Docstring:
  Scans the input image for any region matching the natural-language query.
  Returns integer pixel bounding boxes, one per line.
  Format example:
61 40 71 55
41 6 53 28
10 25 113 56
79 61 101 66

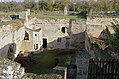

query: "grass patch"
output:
24 49 76 74
30 14 79 19
0 22 9 26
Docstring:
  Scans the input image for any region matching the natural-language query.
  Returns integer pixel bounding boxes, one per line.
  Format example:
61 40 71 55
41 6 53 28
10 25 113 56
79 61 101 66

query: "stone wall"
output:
0 57 62 79
27 17 119 49
76 49 89 79
28 18 87 49
26 17 119 51
0 57 25 79
22 73 62 79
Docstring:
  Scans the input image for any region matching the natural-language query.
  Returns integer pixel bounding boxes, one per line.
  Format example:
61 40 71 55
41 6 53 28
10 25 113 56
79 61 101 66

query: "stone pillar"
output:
76 49 89 79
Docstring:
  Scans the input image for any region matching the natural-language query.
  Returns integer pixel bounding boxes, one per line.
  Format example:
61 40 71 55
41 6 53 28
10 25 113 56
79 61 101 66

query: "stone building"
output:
27 16 119 50
28 18 88 49
20 25 42 53
0 20 25 59
0 19 42 59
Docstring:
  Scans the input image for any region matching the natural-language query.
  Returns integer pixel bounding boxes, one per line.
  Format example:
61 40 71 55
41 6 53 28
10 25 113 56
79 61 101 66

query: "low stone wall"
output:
22 73 62 79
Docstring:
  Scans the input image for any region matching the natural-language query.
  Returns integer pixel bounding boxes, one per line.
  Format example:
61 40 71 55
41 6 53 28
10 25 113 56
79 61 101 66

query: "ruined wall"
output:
0 57 24 79
0 57 62 79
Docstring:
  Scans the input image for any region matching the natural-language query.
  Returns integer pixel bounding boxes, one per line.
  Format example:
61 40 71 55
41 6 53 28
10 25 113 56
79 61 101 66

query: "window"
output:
80 41 85 44
61 27 65 33
35 34 37 36
34 44 38 50
24 31 29 40
57 37 61 43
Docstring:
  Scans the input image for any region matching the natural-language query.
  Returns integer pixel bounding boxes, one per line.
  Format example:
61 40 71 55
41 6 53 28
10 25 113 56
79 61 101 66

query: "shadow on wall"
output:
0 43 16 60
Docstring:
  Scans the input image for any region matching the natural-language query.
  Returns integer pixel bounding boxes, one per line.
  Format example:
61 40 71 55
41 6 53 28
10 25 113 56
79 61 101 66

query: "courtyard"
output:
15 49 76 75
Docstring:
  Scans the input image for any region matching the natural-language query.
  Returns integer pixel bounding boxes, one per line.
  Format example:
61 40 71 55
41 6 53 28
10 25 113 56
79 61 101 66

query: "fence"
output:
88 59 119 79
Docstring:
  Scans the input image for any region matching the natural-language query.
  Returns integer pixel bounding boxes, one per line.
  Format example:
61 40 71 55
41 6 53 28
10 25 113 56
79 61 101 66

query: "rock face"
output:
0 57 25 79
27 17 118 49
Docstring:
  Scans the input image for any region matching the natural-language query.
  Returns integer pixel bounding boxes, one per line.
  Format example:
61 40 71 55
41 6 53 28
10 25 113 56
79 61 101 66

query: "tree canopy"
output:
0 0 118 13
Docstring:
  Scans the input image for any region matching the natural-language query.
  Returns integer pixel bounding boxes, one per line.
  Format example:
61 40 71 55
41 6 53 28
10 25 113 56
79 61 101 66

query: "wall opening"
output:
57 37 61 43
34 44 38 50
66 37 70 49
61 27 65 33
24 31 29 40
7 43 16 59
35 34 37 36
43 38 47 48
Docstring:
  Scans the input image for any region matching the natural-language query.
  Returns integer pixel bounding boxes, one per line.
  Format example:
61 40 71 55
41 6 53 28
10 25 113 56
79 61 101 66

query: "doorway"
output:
43 38 47 48
66 37 70 49
61 27 65 33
